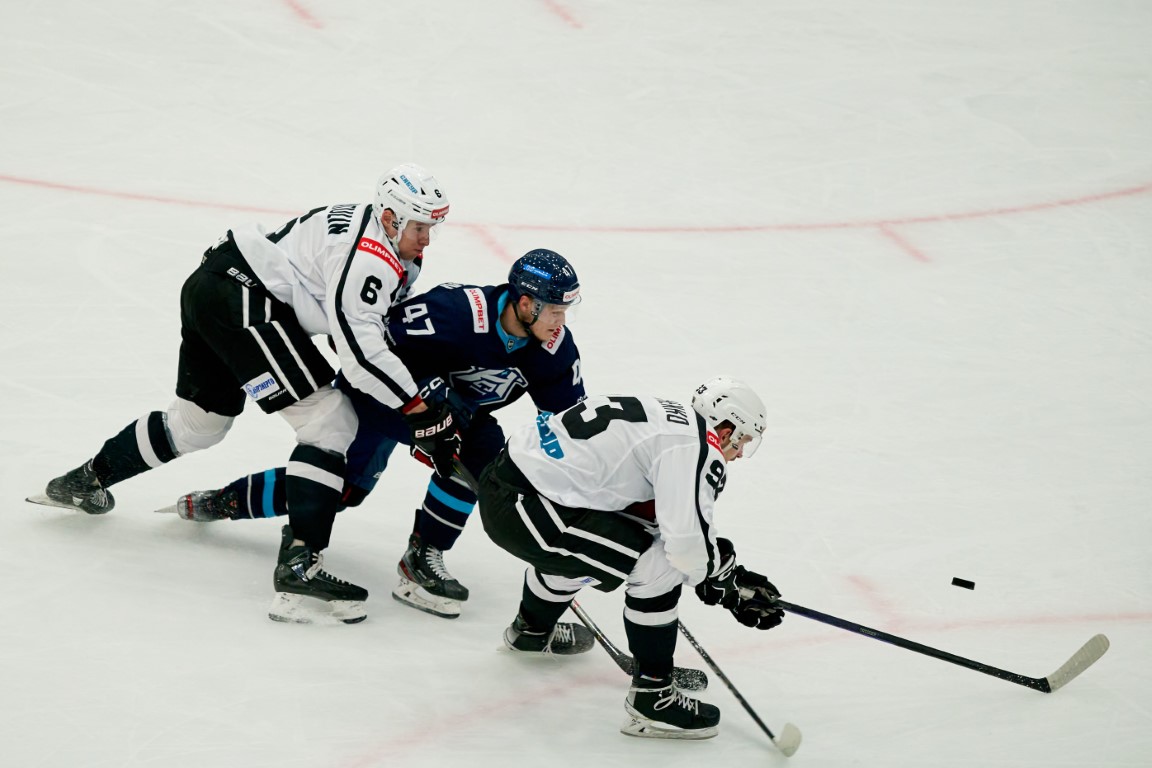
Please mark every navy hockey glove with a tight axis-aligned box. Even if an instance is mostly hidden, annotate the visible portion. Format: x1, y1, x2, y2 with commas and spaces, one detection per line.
402, 378, 462, 478
695, 538, 740, 608
729, 569, 784, 631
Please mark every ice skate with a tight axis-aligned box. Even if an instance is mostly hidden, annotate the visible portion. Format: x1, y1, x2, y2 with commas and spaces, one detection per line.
503, 614, 595, 655
621, 675, 720, 740
161, 487, 241, 521
27, 461, 115, 515
270, 525, 367, 625
392, 531, 469, 619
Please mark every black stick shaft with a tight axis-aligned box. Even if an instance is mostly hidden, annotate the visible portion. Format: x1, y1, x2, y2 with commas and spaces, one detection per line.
677, 620, 779, 740
774, 599, 1051, 692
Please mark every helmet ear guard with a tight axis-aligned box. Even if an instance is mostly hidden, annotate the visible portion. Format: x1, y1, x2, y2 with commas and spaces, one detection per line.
691, 376, 766, 457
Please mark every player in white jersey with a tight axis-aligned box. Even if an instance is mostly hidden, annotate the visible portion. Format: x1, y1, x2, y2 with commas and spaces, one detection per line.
30, 163, 455, 625
477, 377, 785, 739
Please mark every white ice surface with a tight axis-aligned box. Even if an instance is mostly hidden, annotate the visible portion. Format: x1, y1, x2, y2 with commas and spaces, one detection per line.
1, 1, 1149, 766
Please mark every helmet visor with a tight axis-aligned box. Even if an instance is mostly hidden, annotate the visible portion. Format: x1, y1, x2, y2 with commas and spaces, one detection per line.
730, 430, 762, 458
402, 219, 445, 244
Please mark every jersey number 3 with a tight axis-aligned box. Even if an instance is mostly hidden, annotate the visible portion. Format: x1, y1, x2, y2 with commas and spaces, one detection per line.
562, 396, 647, 439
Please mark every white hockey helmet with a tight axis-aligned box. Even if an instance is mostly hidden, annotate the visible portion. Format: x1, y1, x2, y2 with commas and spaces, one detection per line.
691, 376, 767, 457
373, 163, 450, 246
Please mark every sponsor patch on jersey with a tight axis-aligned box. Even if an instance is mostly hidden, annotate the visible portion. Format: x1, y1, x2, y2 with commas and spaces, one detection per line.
543, 325, 566, 355
243, 373, 281, 401
357, 237, 402, 279
464, 288, 488, 333
706, 430, 723, 453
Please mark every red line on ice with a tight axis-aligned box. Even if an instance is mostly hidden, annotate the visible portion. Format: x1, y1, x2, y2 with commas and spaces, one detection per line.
1, 172, 1147, 236
282, 0, 323, 29
540, 0, 583, 28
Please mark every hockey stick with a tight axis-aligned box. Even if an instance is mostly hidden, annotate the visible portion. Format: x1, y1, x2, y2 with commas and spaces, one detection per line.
677, 620, 802, 757
569, 600, 709, 692
769, 598, 1109, 693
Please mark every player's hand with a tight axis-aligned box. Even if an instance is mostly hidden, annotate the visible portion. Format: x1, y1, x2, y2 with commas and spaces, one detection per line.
695, 537, 740, 608
403, 379, 461, 478
729, 568, 783, 630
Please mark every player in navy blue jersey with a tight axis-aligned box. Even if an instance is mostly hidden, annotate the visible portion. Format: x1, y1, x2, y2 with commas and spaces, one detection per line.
170, 249, 586, 618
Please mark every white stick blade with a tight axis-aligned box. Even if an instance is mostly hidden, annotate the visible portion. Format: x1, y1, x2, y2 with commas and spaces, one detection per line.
1046, 634, 1110, 692
774, 722, 802, 757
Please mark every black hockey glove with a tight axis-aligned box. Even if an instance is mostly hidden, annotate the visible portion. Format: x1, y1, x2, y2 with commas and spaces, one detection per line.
402, 378, 462, 478
695, 537, 741, 608
729, 569, 784, 631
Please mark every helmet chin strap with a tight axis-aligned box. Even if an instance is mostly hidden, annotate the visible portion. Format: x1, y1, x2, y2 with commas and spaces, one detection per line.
515, 298, 543, 332
385, 212, 406, 252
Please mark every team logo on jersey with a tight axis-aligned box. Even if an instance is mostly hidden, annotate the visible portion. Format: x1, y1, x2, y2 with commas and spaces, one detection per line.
449, 367, 528, 405
243, 373, 281, 401
464, 288, 488, 333
357, 237, 402, 279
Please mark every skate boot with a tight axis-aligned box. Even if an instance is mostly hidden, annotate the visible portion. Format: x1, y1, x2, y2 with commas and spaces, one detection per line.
392, 531, 469, 619
34, 461, 115, 514
503, 614, 595, 655
622, 674, 720, 740
269, 525, 368, 625
175, 487, 241, 521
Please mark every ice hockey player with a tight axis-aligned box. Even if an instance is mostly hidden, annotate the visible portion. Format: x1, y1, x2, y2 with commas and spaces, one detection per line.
476, 377, 784, 739
173, 249, 586, 619
31, 164, 455, 625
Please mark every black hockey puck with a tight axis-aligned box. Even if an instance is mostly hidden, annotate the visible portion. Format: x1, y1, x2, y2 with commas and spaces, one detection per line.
951, 577, 975, 590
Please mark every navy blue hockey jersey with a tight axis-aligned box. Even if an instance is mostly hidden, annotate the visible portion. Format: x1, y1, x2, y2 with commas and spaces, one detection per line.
384, 283, 585, 417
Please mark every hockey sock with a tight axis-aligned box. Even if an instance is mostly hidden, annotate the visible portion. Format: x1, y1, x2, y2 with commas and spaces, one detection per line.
92, 412, 178, 487
518, 568, 580, 630
624, 587, 683, 680
415, 473, 477, 550
223, 469, 288, 519
284, 445, 345, 551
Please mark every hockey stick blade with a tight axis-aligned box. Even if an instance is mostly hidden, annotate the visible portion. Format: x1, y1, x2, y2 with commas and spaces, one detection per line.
1044, 634, 1110, 692
774, 722, 803, 757
609, 649, 710, 692
569, 601, 708, 691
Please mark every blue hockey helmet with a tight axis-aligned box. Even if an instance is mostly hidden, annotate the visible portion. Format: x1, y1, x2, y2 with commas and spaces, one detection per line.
508, 249, 582, 307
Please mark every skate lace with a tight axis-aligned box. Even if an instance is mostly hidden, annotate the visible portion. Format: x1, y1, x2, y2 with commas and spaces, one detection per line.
652, 685, 699, 715
304, 554, 351, 586
424, 545, 455, 581
549, 624, 575, 649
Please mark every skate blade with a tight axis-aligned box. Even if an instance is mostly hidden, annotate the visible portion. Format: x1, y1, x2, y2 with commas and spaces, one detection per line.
392, 579, 461, 619
25, 494, 104, 513
26, 494, 73, 509
620, 715, 717, 740
268, 592, 366, 625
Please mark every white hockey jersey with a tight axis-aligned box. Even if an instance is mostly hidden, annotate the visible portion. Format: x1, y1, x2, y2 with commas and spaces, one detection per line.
505, 394, 730, 586
229, 203, 421, 409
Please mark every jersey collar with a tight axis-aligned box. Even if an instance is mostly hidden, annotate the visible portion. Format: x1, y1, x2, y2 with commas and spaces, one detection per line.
496, 290, 530, 353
